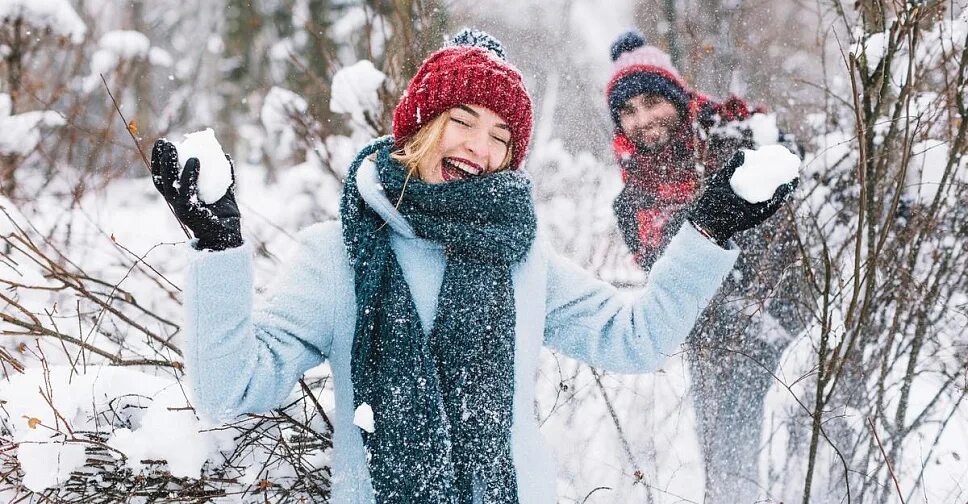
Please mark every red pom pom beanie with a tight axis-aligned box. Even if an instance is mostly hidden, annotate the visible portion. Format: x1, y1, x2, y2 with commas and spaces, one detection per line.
392, 29, 534, 170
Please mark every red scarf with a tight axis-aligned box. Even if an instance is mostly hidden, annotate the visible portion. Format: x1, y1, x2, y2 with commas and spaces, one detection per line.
611, 96, 704, 205
611, 93, 762, 267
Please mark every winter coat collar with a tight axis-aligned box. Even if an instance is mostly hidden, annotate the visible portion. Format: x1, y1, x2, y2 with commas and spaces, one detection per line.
355, 156, 418, 239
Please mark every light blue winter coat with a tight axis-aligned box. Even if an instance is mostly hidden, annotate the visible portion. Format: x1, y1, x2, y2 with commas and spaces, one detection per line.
183, 158, 740, 503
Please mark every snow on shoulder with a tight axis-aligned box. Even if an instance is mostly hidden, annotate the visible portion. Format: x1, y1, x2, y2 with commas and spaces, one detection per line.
730, 145, 801, 203
173, 128, 233, 204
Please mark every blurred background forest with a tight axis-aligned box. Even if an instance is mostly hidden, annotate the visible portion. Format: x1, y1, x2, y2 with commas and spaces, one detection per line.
0, 0, 966, 502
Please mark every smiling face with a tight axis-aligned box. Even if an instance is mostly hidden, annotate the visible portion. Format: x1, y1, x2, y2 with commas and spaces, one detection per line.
618, 94, 681, 152
414, 104, 513, 184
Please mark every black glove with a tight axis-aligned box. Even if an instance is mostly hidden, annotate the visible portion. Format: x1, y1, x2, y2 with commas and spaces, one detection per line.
688, 150, 798, 245
151, 139, 243, 251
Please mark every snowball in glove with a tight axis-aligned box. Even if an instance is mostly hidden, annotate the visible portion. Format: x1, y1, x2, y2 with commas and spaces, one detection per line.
151, 138, 243, 251
173, 128, 234, 204
688, 149, 799, 245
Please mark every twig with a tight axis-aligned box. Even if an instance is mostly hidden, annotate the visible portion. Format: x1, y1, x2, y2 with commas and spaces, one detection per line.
298, 379, 334, 433
580, 486, 613, 503
99, 73, 150, 173
590, 368, 653, 501
100, 73, 191, 239
867, 417, 905, 504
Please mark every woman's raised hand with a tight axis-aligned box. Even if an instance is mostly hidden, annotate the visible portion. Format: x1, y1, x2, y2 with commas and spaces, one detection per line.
150, 139, 243, 251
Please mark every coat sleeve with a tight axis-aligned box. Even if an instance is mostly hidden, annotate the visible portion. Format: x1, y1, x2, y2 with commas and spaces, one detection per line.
543, 223, 740, 373
184, 223, 343, 421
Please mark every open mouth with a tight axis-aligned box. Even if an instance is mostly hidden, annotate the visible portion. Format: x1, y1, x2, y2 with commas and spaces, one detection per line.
441, 157, 483, 182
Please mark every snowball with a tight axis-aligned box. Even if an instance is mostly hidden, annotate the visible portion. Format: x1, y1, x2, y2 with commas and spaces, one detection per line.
330, 60, 386, 124
729, 145, 801, 203
173, 128, 233, 204
353, 403, 375, 433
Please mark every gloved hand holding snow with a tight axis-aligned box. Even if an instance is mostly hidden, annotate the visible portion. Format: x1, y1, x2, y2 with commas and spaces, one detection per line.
688, 149, 799, 245
729, 145, 801, 203
150, 137, 243, 251
173, 128, 233, 204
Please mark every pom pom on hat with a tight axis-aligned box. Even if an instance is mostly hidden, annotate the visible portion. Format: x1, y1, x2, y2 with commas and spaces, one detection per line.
392, 29, 533, 169
608, 29, 681, 80
449, 28, 507, 60
610, 30, 647, 62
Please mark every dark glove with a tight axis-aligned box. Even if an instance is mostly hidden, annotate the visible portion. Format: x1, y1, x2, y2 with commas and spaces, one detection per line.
151, 139, 243, 251
687, 150, 798, 245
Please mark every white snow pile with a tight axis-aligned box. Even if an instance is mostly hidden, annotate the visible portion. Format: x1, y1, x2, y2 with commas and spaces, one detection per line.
0, 0, 87, 44
330, 60, 386, 125
174, 128, 233, 204
261, 86, 309, 156
0, 366, 233, 492
0, 94, 65, 156
90, 30, 172, 78
262, 86, 308, 133
851, 30, 890, 70
730, 145, 801, 203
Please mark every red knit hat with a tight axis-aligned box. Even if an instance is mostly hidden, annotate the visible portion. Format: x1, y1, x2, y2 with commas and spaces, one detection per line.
392, 29, 533, 170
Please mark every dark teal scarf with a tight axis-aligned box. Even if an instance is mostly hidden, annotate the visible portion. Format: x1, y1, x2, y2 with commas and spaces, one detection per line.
340, 137, 536, 503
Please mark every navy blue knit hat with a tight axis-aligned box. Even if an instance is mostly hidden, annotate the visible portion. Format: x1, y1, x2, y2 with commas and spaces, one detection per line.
606, 31, 690, 128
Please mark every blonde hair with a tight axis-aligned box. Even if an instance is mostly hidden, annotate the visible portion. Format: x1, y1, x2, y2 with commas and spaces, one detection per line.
391, 110, 515, 175
391, 112, 451, 174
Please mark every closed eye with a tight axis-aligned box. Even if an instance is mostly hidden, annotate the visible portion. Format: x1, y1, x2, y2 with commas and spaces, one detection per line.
491, 135, 510, 146
450, 117, 472, 127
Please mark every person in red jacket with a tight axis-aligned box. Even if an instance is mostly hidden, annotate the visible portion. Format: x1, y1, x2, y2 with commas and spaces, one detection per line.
606, 30, 807, 502
606, 30, 794, 270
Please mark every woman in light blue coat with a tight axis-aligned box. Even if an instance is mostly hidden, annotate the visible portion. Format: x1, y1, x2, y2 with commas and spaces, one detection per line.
150, 29, 796, 504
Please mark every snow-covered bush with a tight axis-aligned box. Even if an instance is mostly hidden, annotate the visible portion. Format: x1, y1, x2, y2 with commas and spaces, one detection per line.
760, 4, 968, 503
